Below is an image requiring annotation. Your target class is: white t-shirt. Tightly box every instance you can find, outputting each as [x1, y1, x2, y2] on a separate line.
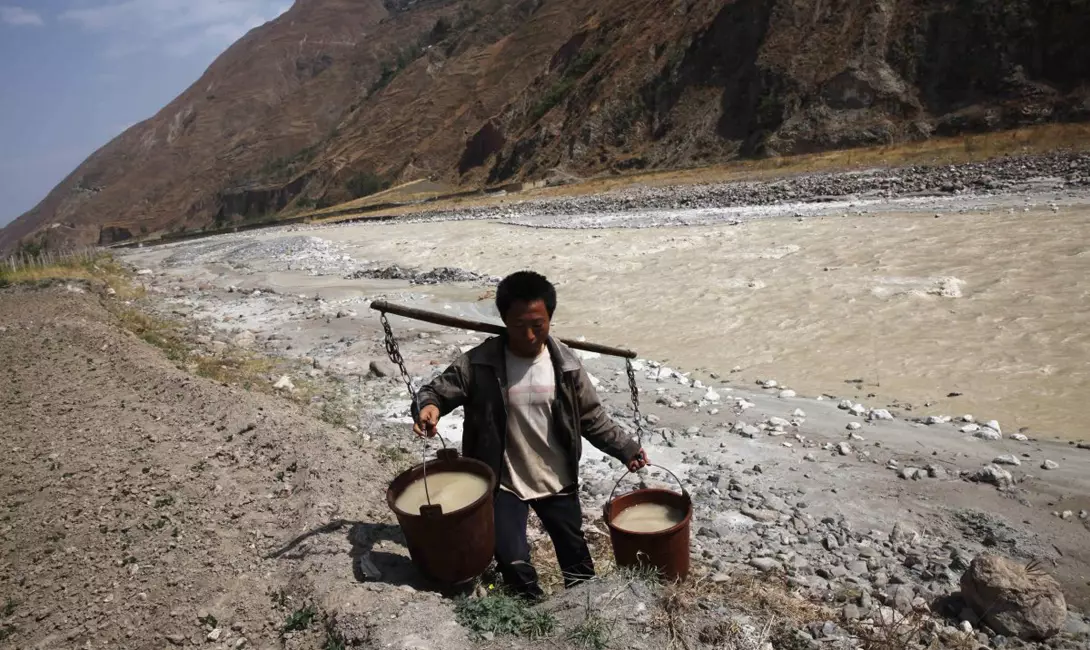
[501, 347, 574, 499]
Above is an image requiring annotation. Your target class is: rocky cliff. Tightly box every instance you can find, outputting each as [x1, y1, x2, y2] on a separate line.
[3, 0, 1088, 251]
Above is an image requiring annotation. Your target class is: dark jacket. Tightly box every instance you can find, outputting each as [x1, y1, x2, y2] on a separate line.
[416, 335, 640, 487]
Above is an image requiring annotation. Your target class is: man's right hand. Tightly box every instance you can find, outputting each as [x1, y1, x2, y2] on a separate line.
[414, 404, 440, 438]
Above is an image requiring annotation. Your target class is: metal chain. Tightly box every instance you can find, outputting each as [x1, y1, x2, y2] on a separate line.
[625, 358, 644, 449]
[380, 311, 418, 401]
[379, 310, 441, 507]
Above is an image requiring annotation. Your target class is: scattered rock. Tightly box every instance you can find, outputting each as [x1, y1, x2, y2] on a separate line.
[960, 554, 1067, 641]
[273, 375, 295, 392]
[1010, 433, 1029, 441]
[758, 379, 779, 388]
[984, 420, 1002, 435]
[369, 359, 396, 378]
[869, 409, 894, 421]
[750, 557, 782, 572]
[974, 428, 1002, 441]
[793, 408, 807, 418]
[846, 422, 862, 431]
[993, 455, 1021, 467]
[231, 330, 256, 348]
[960, 423, 980, 434]
[838, 442, 853, 456]
[970, 464, 1013, 488]
[779, 389, 797, 398]
[1040, 460, 1058, 470]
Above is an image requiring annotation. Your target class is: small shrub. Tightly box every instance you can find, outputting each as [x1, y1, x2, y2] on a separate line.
[344, 171, 390, 199]
[454, 593, 556, 640]
[568, 613, 613, 649]
[283, 604, 318, 633]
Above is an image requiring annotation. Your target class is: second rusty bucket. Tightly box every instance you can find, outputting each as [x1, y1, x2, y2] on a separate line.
[603, 464, 692, 582]
[386, 447, 497, 586]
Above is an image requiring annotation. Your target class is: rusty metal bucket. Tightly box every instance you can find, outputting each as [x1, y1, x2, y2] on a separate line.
[386, 448, 497, 586]
[603, 464, 692, 582]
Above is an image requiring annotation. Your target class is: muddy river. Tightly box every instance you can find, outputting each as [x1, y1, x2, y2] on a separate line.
[310, 206, 1090, 440]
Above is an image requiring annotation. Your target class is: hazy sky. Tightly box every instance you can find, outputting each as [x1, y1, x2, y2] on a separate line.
[0, 1, 291, 226]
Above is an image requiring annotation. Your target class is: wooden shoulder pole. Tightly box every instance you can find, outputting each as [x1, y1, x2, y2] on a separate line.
[369, 300, 638, 359]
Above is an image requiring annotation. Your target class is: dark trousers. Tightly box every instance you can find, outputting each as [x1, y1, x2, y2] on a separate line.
[494, 489, 595, 598]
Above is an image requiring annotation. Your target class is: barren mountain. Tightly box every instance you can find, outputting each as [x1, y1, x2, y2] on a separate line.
[3, 0, 1088, 251]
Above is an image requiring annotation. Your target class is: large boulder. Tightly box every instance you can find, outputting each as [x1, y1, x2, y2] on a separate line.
[960, 554, 1067, 640]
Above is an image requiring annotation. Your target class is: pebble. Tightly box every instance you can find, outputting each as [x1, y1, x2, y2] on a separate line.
[1010, 433, 1028, 441]
[926, 415, 951, 425]
[838, 442, 853, 456]
[992, 454, 1020, 466]
[759, 379, 779, 388]
[869, 409, 894, 421]
[740, 425, 760, 438]
[960, 414, 975, 423]
[838, 399, 854, 410]
[750, 557, 782, 572]
[778, 390, 797, 398]
[803, 453, 817, 462]
[1041, 459, 1059, 470]
[849, 403, 867, 416]
[272, 375, 295, 391]
[792, 408, 807, 418]
[767, 416, 791, 428]
[959, 423, 980, 433]
[704, 388, 721, 402]
[846, 422, 862, 431]
[974, 428, 1002, 441]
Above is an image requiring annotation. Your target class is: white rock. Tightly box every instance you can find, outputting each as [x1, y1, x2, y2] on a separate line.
[781, 442, 793, 448]
[1041, 459, 1059, 470]
[983, 420, 1002, 435]
[693, 380, 706, 390]
[838, 399, 853, 410]
[792, 408, 807, 418]
[704, 388, 721, 402]
[869, 409, 894, 421]
[838, 442, 853, 456]
[736, 399, 755, 410]
[759, 379, 779, 388]
[136, 269, 153, 276]
[778, 390, 797, 398]
[767, 417, 791, 428]
[804, 453, 817, 462]
[629, 360, 646, 372]
[992, 454, 1021, 466]
[849, 432, 865, 441]
[207, 629, 222, 642]
[974, 428, 1002, 441]
[708, 408, 720, 415]
[846, 422, 862, 431]
[849, 403, 867, 416]
[971, 464, 1013, 487]
[926, 415, 951, 425]
[1010, 433, 1028, 441]
[273, 375, 295, 391]
[959, 423, 980, 434]
[740, 426, 760, 439]
[1061, 510, 1074, 520]
[960, 415, 975, 423]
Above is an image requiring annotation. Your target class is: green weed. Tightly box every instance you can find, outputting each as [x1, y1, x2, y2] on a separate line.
[454, 593, 556, 640]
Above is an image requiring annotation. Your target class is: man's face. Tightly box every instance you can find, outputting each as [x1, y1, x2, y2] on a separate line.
[503, 299, 551, 358]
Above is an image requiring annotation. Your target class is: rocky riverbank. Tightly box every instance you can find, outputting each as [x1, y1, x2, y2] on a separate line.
[107, 254, 1090, 650]
[356, 151, 1090, 228]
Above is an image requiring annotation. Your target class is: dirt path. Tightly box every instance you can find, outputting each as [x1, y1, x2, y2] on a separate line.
[0, 286, 480, 649]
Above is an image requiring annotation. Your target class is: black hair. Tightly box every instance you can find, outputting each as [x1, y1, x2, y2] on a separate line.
[495, 271, 557, 318]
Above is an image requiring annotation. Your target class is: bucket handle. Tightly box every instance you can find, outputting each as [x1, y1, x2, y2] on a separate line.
[605, 463, 688, 518]
[418, 432, 450, 511]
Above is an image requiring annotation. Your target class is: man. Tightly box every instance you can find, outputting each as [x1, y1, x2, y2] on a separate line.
[413, 271, 648, 599]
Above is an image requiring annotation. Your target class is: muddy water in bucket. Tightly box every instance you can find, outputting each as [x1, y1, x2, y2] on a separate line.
[611, 502, 686, 533]
[604, 465, 692, 582]
[394, 472, 489, 515]
[386, 449, 497, 586]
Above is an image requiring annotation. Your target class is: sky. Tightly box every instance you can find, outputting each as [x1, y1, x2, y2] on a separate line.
[0, 0, 292, 226]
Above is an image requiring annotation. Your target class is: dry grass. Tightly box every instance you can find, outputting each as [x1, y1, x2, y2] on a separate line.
[313, 122, 1090, 226]
[0, 252, 141, 299]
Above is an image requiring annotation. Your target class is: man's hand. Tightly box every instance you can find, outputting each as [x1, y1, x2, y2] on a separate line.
[414, 404, 440, 438]
[627, 448, 649, 472]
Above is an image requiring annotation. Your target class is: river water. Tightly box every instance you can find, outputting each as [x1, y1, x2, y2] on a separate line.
[316, 205, 1090, 441]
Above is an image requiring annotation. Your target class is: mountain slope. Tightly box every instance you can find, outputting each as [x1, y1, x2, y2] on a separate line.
[4, 0, 1089, 251]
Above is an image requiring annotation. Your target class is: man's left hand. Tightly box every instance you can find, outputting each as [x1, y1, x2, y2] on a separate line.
[627, 449, 649, 472]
